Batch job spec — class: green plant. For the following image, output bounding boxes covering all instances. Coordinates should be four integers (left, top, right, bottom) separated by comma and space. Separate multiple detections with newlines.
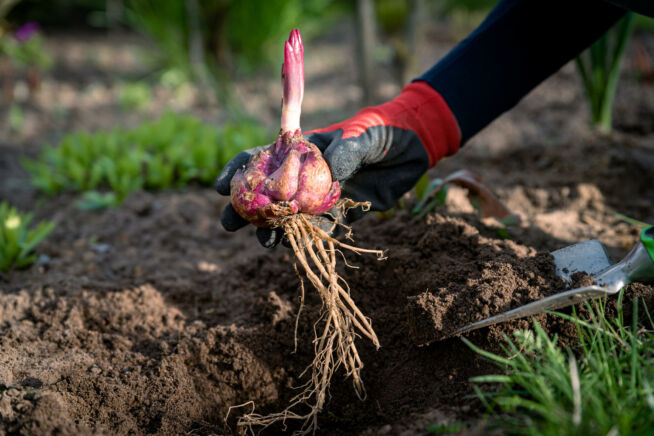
0, 201, 54, 272
576, 12, 635, 134
125, 0, 194, 81
0, 24, 52, 71
8, 102, 23, 132
126, 0, 342, 76
441, 0, 498, 12
425, 422, 465, 434
412, 175, 448, 218
117, 82, 151, 111
23, 112, 269, 206
76, 191, 119, 210
465, 294, 654, 436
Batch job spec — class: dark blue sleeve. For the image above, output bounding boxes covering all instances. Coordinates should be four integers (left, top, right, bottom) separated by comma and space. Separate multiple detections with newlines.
417, 0, 626, 144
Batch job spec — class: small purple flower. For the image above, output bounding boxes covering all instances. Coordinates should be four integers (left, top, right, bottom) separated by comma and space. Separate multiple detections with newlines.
14, 22, 40, 43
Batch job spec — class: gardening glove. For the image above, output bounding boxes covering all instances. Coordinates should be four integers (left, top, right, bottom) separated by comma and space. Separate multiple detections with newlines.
215, 81, 461, 248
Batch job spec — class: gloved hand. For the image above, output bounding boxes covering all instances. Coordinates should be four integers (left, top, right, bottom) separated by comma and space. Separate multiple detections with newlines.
215, 81, 461, 247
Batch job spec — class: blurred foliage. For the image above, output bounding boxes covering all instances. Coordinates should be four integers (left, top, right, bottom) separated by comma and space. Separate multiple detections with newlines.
635, 14, 654, 33
23, 112, 270, 205
440, 0, 497, 13
7, 0, 348, 80
125, 0, 344, 78
117, 81, 151, 111
425, 422, 465, 434
0, 31, 51, 70
0, 201, 54, 272
0, 22, 52, 70
119, 0, 348, 115
576, 12, 635, 134
76, 191, 119, 210
412, 176, 448, 219
1, 8, 52, 105
376, 0, 498, 27
223, 0, 335, 71
125, 1, 192, 80
8, 103, 24, 132
437, 0, 497, 38
375, 0, 409, 35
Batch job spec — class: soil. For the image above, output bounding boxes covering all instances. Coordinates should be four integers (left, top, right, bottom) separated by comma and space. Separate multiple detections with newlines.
403, 214, 565, 344
570, 272, 596, 288
1, 23, 654, 436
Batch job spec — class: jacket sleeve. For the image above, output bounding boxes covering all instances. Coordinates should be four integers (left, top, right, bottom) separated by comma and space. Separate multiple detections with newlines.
417, 0, 627, 144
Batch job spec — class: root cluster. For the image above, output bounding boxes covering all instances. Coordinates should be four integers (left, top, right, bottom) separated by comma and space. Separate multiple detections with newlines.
231, 201, 385, 435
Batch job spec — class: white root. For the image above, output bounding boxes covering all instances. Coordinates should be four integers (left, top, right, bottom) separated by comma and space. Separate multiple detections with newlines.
235, 201, 384, 435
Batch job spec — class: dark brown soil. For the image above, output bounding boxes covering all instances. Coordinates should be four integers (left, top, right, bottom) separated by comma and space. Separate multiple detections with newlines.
1, 187, 651, 436
570, 271, 596, 288
2, 25, 654, 436
403, 215, 565, 344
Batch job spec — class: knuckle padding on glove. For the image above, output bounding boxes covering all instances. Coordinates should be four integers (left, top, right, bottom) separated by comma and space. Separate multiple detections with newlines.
323, 139, 371, 181
304, 130, 342, 152
338, 126, 429, 212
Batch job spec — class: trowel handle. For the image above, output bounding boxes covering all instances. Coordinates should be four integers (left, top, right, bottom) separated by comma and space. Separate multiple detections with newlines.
642, 227, 654, 264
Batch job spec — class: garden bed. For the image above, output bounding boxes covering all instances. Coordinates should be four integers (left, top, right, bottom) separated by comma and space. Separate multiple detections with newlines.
1, 29, 654, 436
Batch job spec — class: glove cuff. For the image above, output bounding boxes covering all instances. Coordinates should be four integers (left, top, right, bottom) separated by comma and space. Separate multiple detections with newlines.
377, 81, 461, 167
307, 82, 461, 167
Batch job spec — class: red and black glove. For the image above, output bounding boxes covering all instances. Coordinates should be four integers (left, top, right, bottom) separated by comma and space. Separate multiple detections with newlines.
215, 81, 461, 247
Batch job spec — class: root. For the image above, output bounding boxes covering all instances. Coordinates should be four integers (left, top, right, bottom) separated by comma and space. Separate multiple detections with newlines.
235, 200, 385, 435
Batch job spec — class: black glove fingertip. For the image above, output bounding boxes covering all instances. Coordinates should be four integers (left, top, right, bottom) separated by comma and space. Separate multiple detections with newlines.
256, 228, 282, 248
215, 151, 252, 195
221, 204, 249, 232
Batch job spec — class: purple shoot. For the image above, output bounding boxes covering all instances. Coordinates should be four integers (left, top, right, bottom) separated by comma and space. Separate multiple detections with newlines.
281, 29, 304, 133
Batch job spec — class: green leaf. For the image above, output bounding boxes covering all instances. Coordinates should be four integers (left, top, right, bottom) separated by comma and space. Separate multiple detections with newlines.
22, 112, 266, 205
412, 178, 446, 216
413, 173, 430, 201
425, 422, 464, 434
0, 201, 54, 272
76, 191, 119, 210
18, 220, 55, 258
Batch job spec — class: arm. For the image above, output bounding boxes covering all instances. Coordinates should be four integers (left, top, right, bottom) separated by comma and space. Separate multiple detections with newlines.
420, 0, 626, 144
217, 0, 628, 247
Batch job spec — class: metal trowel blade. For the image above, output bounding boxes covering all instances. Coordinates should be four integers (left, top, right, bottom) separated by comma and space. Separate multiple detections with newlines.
551, 239, 612, 283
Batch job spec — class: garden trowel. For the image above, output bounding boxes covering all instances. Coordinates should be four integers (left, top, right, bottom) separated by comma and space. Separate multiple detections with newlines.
452, 226, 654, 336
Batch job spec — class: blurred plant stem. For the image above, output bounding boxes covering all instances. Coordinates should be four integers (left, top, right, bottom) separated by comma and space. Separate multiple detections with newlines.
126, 0, 339, 122
0, 201, 54, 272
356, 0, 377, 105
401, 0, 424, 85
576, 12, 635, 134
186, 0, 208, 89
1, 56, 12, 103
105, 0, 123, 30
184, 0, 220, 108
375, 0, 427, 89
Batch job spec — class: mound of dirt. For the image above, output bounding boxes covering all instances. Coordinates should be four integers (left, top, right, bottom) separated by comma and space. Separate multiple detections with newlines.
400, 215, 565, 344
2, 26, 654, 436
2, 129, 653, 435
3, 188, 651, 435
